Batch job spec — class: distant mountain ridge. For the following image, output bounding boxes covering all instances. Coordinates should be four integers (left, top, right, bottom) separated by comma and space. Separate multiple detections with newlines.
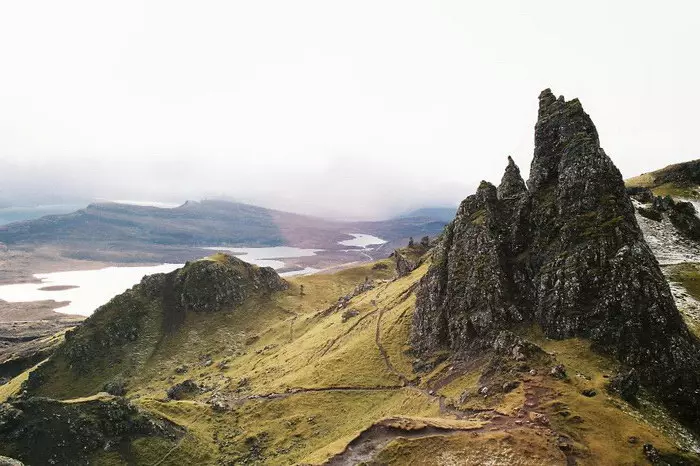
396, 206, 458, 223
0, 199, 448, 254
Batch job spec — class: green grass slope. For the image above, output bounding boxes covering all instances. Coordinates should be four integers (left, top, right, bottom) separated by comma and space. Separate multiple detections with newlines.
626, 159, 700, 199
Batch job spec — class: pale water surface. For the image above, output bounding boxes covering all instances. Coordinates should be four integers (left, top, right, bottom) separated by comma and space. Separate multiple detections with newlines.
0, 246, 325, 316
337, 233, 387, 248
202, 246, 322, 269
0, 264, 182, 316
0, 240, 381, 317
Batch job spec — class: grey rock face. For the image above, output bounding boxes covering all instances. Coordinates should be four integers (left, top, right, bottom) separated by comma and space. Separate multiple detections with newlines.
497, 156, 527, 200
172, 257, 288, 313
394, 250, 417, 277
412, 89, 700, 429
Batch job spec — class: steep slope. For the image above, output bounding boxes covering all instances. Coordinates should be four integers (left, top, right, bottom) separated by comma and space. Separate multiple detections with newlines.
413, 89, 700, 431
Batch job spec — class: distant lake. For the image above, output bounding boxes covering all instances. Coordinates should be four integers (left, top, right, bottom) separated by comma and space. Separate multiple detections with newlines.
0, 264, 182, 316
338, 233, 387, 248
0, 246, 325, 316
201, 246, 322, 269
0, 235, 386, 317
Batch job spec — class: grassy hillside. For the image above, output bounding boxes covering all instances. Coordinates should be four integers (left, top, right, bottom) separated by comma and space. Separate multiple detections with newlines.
626, 159, 700, 199
1, 253, 699, 464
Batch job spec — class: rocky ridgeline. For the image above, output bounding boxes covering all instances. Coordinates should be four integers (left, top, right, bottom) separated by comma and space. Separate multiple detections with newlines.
413, 89, 700, 429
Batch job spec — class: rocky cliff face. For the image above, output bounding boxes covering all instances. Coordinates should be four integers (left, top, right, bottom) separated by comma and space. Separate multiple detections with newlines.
413, 89, 700, 429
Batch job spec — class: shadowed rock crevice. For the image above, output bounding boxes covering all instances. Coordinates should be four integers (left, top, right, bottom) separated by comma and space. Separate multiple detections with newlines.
413, 89, 700, 430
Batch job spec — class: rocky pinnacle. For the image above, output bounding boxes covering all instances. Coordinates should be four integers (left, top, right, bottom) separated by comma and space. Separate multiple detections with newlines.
412, 89, 700, 430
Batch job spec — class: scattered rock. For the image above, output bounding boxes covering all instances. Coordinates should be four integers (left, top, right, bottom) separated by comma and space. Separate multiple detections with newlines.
637, 207, 662, 222
0, 456, 23, 466
502, 381, 520, 393
103, 378, 127, 396
175, 365, 189, 374
608, 369, 640, 403
216, 359, 229, 370
167, 379, 200, 400
530, 412, 550, 426
557, 436, 573, 453
341, 309, 360, 323
643, 443, 660, 463
627, 187, 654, 204
394, 251, 417, 277
550, 365, 567, 379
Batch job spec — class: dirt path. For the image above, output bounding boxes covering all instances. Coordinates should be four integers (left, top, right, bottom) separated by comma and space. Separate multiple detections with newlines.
325, 423, 481, 466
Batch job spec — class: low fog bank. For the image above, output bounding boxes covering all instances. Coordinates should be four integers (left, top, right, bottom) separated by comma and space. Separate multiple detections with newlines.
0, 157, 469, 220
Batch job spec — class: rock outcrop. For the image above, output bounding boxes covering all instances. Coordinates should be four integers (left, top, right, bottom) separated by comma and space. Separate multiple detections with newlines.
412, 89, 700, 429
0, 396, 182, 465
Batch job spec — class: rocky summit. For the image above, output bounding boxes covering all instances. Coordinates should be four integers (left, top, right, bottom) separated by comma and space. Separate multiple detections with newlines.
413, 89, 700, 429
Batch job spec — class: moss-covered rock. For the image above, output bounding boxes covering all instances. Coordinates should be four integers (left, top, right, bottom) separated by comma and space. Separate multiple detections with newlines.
413, 89, 700, 432
0, 396, 182, 465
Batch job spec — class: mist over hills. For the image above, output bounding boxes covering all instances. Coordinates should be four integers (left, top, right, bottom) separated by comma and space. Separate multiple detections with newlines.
0, 199, 449, 260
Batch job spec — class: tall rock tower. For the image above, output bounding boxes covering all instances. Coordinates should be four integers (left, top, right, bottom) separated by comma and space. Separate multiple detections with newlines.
412, 89, 700, 429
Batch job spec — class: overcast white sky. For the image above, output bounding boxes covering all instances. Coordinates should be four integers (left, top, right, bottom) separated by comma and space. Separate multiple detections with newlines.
0, 1, 698, 219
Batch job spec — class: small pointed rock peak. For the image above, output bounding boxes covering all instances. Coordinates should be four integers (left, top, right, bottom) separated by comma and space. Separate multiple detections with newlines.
497, 156, 527, 199
528, 89, 600, 192
476, 180, 498, 201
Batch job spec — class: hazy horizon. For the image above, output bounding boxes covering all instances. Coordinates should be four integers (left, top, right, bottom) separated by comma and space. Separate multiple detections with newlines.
1, 1, 698, 219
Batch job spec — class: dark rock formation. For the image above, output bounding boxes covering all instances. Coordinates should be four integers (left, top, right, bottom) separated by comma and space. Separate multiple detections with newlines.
497, 156, 527, 199
413, 89, 700, 429
0, 397, 182, 465
627, 187, 655, 204
637, 207, 662, 222
608, 369, 640, 403
394, 250, 417, 277
167, 256, 288, 315
167, 379, 201, 400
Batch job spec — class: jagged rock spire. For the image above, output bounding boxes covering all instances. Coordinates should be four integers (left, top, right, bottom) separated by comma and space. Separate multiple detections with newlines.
497, 156, 527, 199
528, 89, 600, 192
413, 89, 700, 430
